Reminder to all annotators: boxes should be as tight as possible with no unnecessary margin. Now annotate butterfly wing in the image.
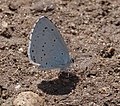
[28,16,70,69]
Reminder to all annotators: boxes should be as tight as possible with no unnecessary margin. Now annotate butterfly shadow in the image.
[37,72,79,95]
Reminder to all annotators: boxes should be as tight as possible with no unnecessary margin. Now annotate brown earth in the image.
[0,0,120,106]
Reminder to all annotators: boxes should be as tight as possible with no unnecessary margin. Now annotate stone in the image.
[13,91,44,106]
[2,21,8,28]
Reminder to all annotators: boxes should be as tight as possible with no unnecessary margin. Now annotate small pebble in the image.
[18,48,24,53]
[100,47,115,58]
[13,91,44,106]
[2,21,8,28]
[108,47,115,54]
[8,2,19,11]
[31,1,55,13]
[99,87,110,94]
[117,54,120,59]
[70,29,78,35]
[15,84,21,90]
[69,22,76,29]
[0,28,12,39]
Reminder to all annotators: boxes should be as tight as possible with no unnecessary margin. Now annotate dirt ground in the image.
[0,0,120,105]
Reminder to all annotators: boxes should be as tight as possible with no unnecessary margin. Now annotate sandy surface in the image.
[0,0,120,105]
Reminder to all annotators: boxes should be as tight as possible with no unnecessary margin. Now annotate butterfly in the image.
[28,16,71,70]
